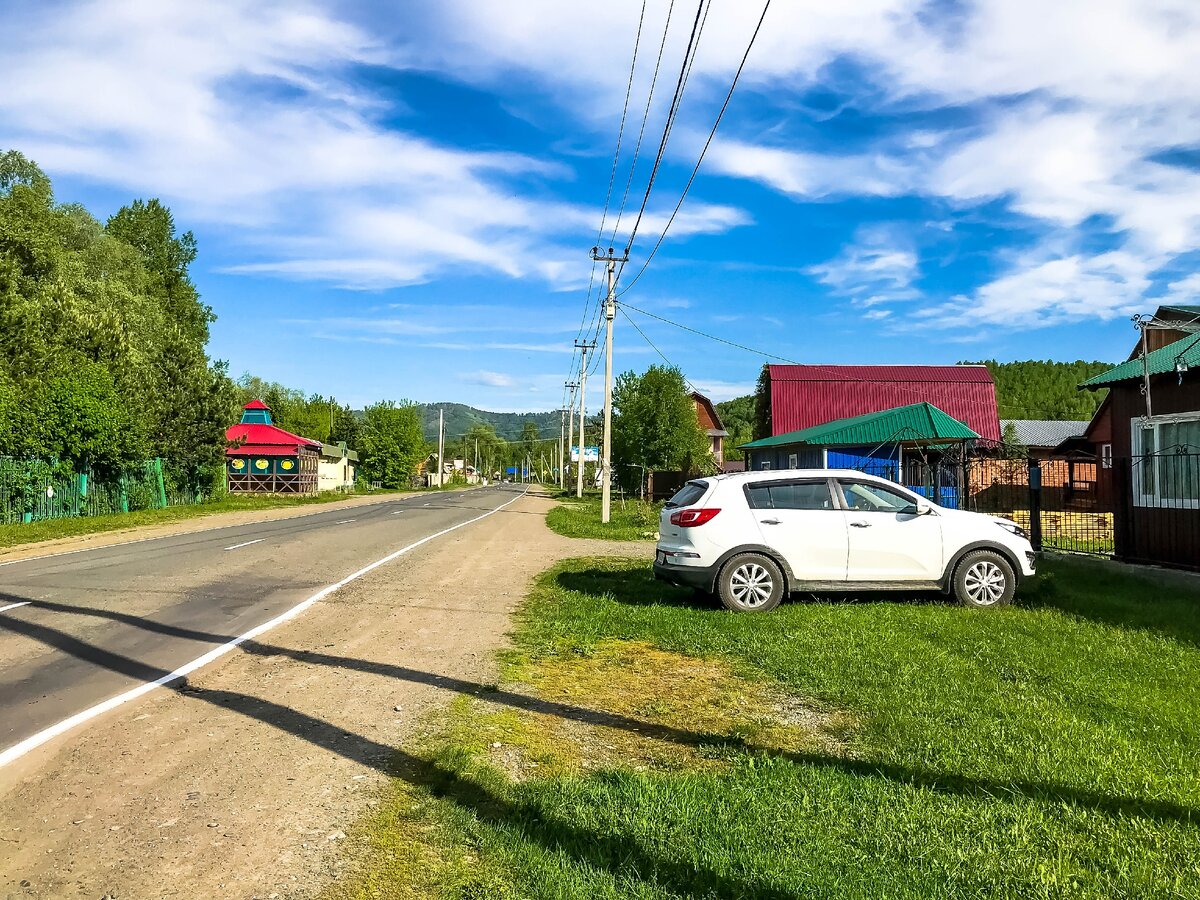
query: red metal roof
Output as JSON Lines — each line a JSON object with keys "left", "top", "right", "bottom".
{"left": 768, "top": 364, "right": 1001, "bottom": 441}
{"left": 225, "top": 423, "right": 321, "bottom": 455}
{"left": 243, "top": 399, "right": 271, "bottom": 410}
{"left": 227, "top": 444, "right": 303, "bottom": 457}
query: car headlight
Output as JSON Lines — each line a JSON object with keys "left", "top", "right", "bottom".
{"left": 996, "top": 520, "right": 1028, "bottom": 540}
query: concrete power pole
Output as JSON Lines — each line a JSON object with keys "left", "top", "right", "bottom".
{"left": 564, "top": 381, "right": 577, "bottom": 493}
{"left": 436, "top": 407, "right": 445, "bottom": 488}
{"left": 574, "top": 341, "right": 593, "bottom": 498}
{"left": 592, "top": 247, "right": 627, "bottom": 524}
{"left": 559, "top": 408, "right": 566, "bottom": 489}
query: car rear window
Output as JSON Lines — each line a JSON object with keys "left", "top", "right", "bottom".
{"left": 665, "top": 481, "right": 708, "bottom": 508}
{"left": 746, "top": 481, "right": 833, "bottom": 510}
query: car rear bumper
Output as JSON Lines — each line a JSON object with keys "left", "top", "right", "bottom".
{"left": 653, "top": 557, "right": 718, "bottom": 593}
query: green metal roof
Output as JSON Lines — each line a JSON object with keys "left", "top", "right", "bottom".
{"left": 738, "top": 402, "right": 979, "bottom": 450}
{"left": 1081, "top": 333, "right": 1200, "bottom": 388}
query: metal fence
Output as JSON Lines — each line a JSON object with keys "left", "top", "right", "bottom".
{"left": 0, "top": 458, "right": 173, "bottom": 525}
{"left": 842, "top": 452, "right": 1118, "bottom": 558}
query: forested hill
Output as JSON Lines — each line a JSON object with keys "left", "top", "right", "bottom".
{"left": 966, "top": 360, "right": 1114, "bottom": 420}
{"left": 417, "top": 403, "right": 563, "bottom": 443}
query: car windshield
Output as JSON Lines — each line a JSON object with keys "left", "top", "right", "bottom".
{"left": 665, "top": 481, "right": 707, "bottom": 509}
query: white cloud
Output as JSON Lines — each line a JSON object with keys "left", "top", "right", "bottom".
{"left": 919, "top": 249, "right": 1151, "bottom": 327}
{"left": 1159, "top": 273, "right": 1200, "bottom": 309}
{"left": 690, "top": 380, "right": 755, "bottom": 403}
{"left": 808, "top": 226, "right": 920, "bottom": 308}
{"left": 464, "top": 371, "right": 517, "bottom": 389}
{"left": 0, "top": 0, "right": 749, "bottom": 292}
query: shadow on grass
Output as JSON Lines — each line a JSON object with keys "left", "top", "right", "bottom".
{"left": 555, "top": 567, "right": 947, "bottom": 611}
{"left": 2, "top": 585, "right": 1196, "bottom": 900}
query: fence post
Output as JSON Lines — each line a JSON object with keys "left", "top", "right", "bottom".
{"left": 154, "top": 458, "right": 167, "bottom": 509}
{"left": 1027, "top": 457, "right": 1043, "bottom": 551}
{"left": 119, "top": 475, "right": 129, "bottom": 513}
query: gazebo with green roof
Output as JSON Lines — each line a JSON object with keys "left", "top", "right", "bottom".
{"left": 738, "top": 402, "right": 979, "bottom": 506}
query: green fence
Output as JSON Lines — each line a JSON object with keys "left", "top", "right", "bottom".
{"left": 0, "top": 457, "right": 172, "bottom": 525}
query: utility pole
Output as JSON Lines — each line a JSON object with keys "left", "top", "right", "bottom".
{"left": 564, "top": 381, "right": 577, "bottom": 492}
{"left": 559, "top": 407, "right": 566, "bottom": 490}
{"left": 436, "top": 407, "right": 445, "bottom": 488}
{"left": 591, "top": 246, "right": 628, "bottom": 523}
{"left": 574, "top": 341, "right": 594, "bottom": 498}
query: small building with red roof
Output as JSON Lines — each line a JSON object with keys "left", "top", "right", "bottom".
{"left": 225, "top": 400, "right": 321, "bottom": 493}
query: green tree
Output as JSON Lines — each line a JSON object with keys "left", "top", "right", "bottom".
{"left": 715, "top": 393, "right": 755, "bottom": 452}
{"left": 612, "top": 365, "right": 711, "bottom": 491}
{"left": 0, "top": 150, "right": 233, "bottom": 492}
{"left": 358, "top": 401, "right": 427, "bottom": 488}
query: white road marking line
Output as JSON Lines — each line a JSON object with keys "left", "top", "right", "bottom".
{"left": 392, "top": 511, "right": 404, "bottom": 515}
{"left": 223, "top": 539, "right": 263, "bottom": 551}
{"left": 0, "top": 488, "right": 528, "bottom": 769}
{"left": 335, "top": 519, "right": 356, "bottom": 525}
{"left": 0, "top": 601, "right": 31, "bottom": 613}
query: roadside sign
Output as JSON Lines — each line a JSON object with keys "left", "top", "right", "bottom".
{"left": 571, "top": 446, "right": 599, "bottom": 463}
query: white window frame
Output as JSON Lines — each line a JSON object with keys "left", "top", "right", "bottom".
{"left": 1131, "top": 412, "right": 1200, "bottom": 509}
{"left": 760, "top": 460, "right": 771, "bottom": 471}
{"left": 1100, "top": 443, "right": 1112, "bottom": 469}
{"left": 787, "top": 453, "right": 798, "bottom": 469}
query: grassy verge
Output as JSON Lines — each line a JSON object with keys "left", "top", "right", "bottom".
{"left": 544, "top": 492, "right": 661, "bottom": 541}
{"left": 328, "top": 555, "right": 1200, "bottom": 899}
{"left": 0, "top": 489, "right": 406, "bottom": 551}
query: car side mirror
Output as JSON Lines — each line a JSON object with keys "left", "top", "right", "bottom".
{"left": 914, "top": 500, "right": 934, "bottom": 516}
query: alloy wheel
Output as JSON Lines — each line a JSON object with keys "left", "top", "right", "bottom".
{"left": 963, "top": 560, "right": 1007, "bottom": 605}
{"left": 729, "top": 563, "right": 774, "bottom": 608}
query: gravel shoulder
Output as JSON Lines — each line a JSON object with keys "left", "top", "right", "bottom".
{"left": 0, "top": 491, "right": 648, "bottom": 899}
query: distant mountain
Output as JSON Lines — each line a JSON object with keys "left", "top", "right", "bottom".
{"left": 417, "top": 402, "right": 564, "bottom": 443}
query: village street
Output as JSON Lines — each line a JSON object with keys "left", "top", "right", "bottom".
{"left": 0, "top": 486, "right": 625, "bottom": 899}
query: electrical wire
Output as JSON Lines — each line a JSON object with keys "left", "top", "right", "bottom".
{"left": 619, "top": 0, "right": 770, "bottom": 295}
{"left": 621, "top": 0, "right": 709, "bottom": 258}
{"left": 608, "top": 0, "right": 677, "bottom": 248}
{"left": 595, "top": 0, "right": 647, "bottom": 245}
{"left": 618, "top": 304, "right": 697, "bottom": 392}
{"left": 618, "top": 301, "right": 1092, "bottom": 420}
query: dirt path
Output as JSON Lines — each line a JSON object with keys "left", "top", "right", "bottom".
{"left": 0, "top": 492, "right": 648, "bottom": 900}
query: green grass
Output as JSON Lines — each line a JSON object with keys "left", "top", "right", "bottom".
{"left": 0, "top": 488, "right": 405, "bottom": 551}
{"left": 544, "top": 492, "right": 661, "bottom": 541}
{"left": 330, "top": 556, "right": 1200, "bottom": 899}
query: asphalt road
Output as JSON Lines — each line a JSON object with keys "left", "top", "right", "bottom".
{"left": 0, "top": 484, "right": 526, "bottom": 759}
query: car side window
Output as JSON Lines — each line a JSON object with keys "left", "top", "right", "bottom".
{"left": 839, "top": 481, "right": 919, "bottom": 514}
{"left": 746, "top": 481, "right": 834, "bottom": 510}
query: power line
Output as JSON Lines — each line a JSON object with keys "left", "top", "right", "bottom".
{"left": 621, "top": 0, "right": 709, "bottom": 258}
{"left": 619, "top": 0, "right": 770, "bottom": 296}
{"left": 595, "top": 0, "right": 647, "bottom": 244}
{"left": 619, "top": 301, "right": 1090, "bottom": 420}
{"left": 608, "top": 0, "right": 677, "bottom": 248}
{"left": 621, "top": 300, "right": 800, "bottom": 363}
{"left": 618, "top": 304, "right": 697, "bottom": 393}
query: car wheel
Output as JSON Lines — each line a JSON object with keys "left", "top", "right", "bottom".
{"left": 952, "top": 551, "right": 1015, "bottom": 608}
{"left": 718, "top": 553, "right": 785, "bottom": 612}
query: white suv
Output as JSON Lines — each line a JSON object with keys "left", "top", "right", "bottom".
{"left": 653, "top": 469, "right": 1036, "bottom": 612}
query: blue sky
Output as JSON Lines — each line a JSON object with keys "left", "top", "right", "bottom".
{"left": 2, "top": 0, "right": 1199, "bottom": 412}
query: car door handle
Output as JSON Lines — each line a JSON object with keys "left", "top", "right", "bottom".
{"left": 759, "top": 518, "right": 781, "bottom": 525}
{"left": 850, "top": 521, "right": 871, "bottom": 528}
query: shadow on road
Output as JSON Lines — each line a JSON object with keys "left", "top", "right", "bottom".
{"left": 1, "top": 586, "right": 1196, "bottom": 899}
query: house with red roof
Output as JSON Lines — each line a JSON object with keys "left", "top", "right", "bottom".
{"left": 225, "top": 400, "right": 322, "bottom": 494}
{"left": 760, "top": 364, "right": 1001, "bottom": 442}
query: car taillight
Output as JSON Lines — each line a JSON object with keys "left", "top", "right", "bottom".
{"left": 670, "top": 508, "right": 720, "bottom": 527}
